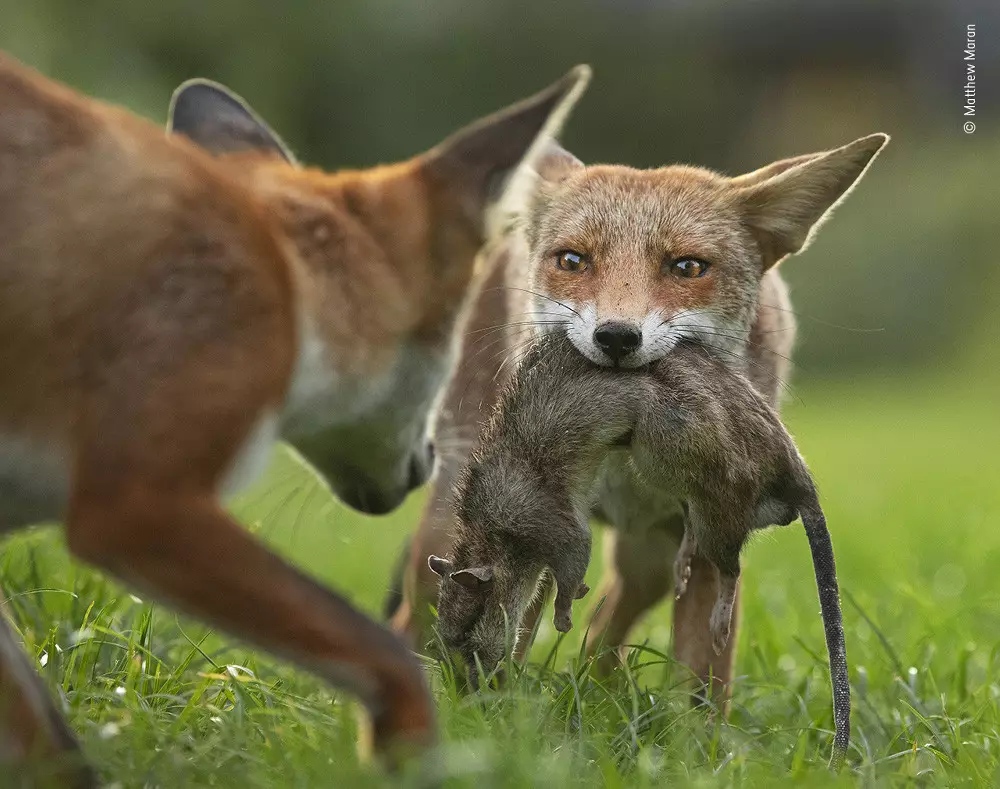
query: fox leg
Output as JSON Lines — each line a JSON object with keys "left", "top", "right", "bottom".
{"left": 390, "top": 254, "right": 509, "bottom": 650}
{"left": 0, "top": 612, "right": 96, "bottom": 788}
{"left": 67, "top": 485, "right": 434, "bottom": 761}
{"left": 673, "top": 505, "right": 745, "bottom": 711}
{"left": 672, "top": 557, "right": 740, "bottom": 711}
{"left": 63, "top": 275, "right": 434, "bottom": 762}
{"left": 584, "top": 519, "right": 680, "bottom": 673}
{"left": 390, "top": 459, "right": 465, "bottom": 650}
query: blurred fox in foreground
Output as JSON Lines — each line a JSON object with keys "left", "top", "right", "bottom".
{"left": 0, "top": 51, "right": 589, "bottom": 783}
{"left": 392, "top": 115, "right": 887, "bottom": 707}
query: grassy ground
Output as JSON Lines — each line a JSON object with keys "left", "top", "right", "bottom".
{"left": 2, "top": 365, "right": 999, "bottom": 788}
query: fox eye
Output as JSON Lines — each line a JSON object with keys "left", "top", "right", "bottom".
{"left": 666, "top": 258, "right": 710, "bottom": 279}
{"left": 556, "top": 251, "right": 588, "bottom": 272}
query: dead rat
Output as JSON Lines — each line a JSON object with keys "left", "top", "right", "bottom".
{"left": 428, "top": 331, "right": 850, "bottom": 767}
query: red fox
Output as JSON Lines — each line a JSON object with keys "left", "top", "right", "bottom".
{"left": 0, "top": 51, "right": 589, "bottom": 782}
{"left": 391, "top": 130, "right": 887, "bottom": 705}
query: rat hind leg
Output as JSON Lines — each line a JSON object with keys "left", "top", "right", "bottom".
{"left": 709, "top": 573, "right": 740, "bottom": 656}
{"left": 686, "top": 502, "right": 746, "bottom": 657}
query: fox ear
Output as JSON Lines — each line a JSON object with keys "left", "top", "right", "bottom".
{"left": 450, "top": 566, "right": 494, "bottom": 589}
{"left": 422, "top": 65, "right": 591, "bottom": 238}
{"left": 490, "top": 139, "right": 583, "bottom": 232}
{"left": 168, "top": 79, "right": 296, "bottom": 164}
{"left": 531, "top": 139, "right": 584, "bottom": 184}
{"left": 734, "top": 133, "right": 889, "bottom": 268}
{"left": 728, "top": 151, "right": 826, "bottom": 188}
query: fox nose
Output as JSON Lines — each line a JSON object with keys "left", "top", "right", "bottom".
{"left": 593, "top": 322, "right": 642, "bottom": 363}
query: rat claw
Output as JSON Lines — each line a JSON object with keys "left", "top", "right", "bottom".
{"left": 674, "top": 562, "right": 691, "bottom": 599}
{"left": 674, "top": 530, "right": 697, "bottom": 599}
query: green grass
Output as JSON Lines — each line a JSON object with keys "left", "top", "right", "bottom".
{"left": 2, "top": 366, "right": 999, "bottom": 788}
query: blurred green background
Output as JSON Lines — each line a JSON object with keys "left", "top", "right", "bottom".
{"left": 1, "top": 0, "right": 996, "bottom": 379}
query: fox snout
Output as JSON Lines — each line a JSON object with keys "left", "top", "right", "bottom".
{"left": 559, "top": 304, "right": 653, "bottom": 368}
{"left": 593, "top": 321, "right": 642, "bottom": 365}
{"left": 332, "top": 438, "right": 436, "bottom": 516}
{"left": 408, "top": 440, "right": 436, "bottom": 491}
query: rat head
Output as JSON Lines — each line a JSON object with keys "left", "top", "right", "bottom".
{"left": 428, "top": 461, "right": 591, "bottom": 683}
{"left": 427, "top": 544, "right": 537, "bottom": 686}
{"left": 509, "top": 134, "right": 889, "bottom": 368}
{"left": 167, "top": 67, "right": 590, "bottom": 515}
{"left": 428, "top": 548, "right": 589, "bottom": 686}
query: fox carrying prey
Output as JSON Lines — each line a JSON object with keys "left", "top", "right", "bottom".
{"left": 0, "top": 52, "right": 589, "bottom": 783}
{"left": 392, "top": 120, "right": 887, "bottom": 707}
{"left": 430, "top": 332, "right": 850, "bottom": 768}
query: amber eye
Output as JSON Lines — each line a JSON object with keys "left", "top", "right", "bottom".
{"left": 666, "top": 258, "right": 710, "bottom": 278}
{"left": 556, "top": 251, "right": 588, "bottom": 272}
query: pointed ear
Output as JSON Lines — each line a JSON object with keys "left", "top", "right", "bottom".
{"left": 490, "top": 139, "right": 584, "bottom": 233}
{"left": 450, "top": 566, "right": 494, "bottom": 589}
{"left": 427, "top": 555, "right": 454, "bottom": 578}
{"left": 728, "top": 151, "right": 825, "bottom": 188}
{"left": 734, "top": 133, "right": 889, "bottom": 267}
{"left": 168, "top": 79, "right": 296, "bottom": 164}
{"left": 421, "top": 65, "right": 591, "bottom": 237}
{"left": 535, "top": 140, "right": 584, "bottom": 183}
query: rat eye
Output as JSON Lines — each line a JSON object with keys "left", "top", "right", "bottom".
{"left": 556, "top": 251, "right": 588, "bottom": 272}
{"left": 666, "top": 258, "right": 710, "bottom": 279}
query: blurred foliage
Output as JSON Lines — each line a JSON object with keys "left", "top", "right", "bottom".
{"left": 0, "top": 0, "right": 995, "bottom": 379}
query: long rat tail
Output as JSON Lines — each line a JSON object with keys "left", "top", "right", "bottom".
{"left": 800, "top": 492, "right": 850, "bottom": 771}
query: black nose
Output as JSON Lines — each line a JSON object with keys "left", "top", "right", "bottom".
{"left": 593, "top": 322, "right": 642, "bottom": 362}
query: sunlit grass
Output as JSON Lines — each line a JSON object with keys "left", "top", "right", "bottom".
{"left": 2, "top": 368, "right": 998, "bottom": 787}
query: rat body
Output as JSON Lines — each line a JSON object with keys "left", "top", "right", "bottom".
{"left": 430, "top": 332, "right": 849, "bottom": 767}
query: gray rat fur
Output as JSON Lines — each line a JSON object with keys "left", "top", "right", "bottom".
{"left": 429, "top": 332, "right": 849, "bottom": 768}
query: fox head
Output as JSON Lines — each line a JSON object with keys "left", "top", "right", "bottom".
{"left": 167, "top": 67, "right": 590, "bottom": 514}
{"left": 511, "top": 134, "right": 889, "bottom": 368}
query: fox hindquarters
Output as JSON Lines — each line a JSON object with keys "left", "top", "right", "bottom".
{"left": 431, "top": 334, "right": 850, "bottom": 768}
{"left": 0, "top": 52, "right": 590, "bottom": 774}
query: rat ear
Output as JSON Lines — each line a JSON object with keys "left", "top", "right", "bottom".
{"left": 574, "top": 583, "right": 590, "bottom": 600}
{"left": 168, "top": 79, "right": 297, "bottom": 164}
{"left": 427, "top": 555, "right": 454, "bottom": 577}
{"left": 450, "top": 566, "right": 494, "bottom": 589}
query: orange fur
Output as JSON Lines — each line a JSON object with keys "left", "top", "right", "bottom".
{"left": 0, "top": 50, "right": 590, "bottom": 773}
